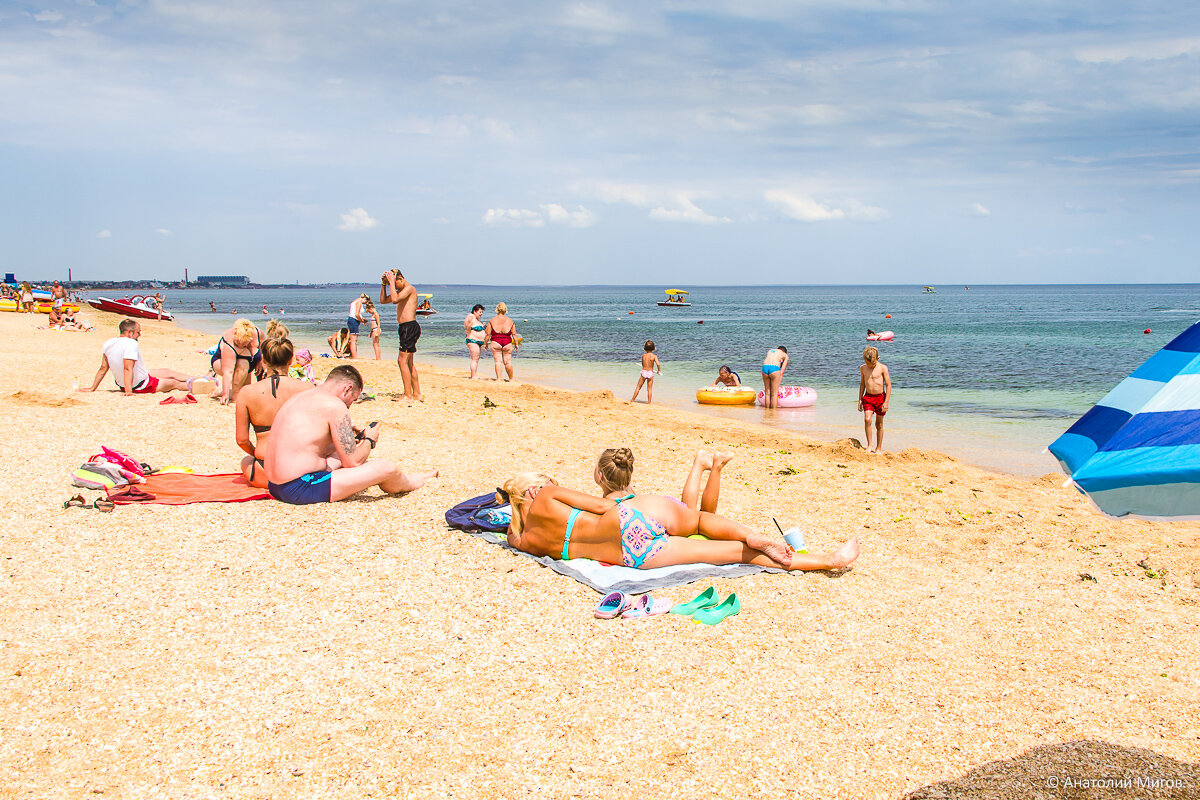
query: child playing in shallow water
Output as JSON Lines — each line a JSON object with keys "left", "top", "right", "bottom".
{"left": 858, "top": 346, "right": 892, "bottom": 453}
{"left": 631, "top": 340, "right": 661, "bottom": 403}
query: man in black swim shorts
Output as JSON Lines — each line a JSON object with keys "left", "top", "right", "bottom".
{"left": 380, "top": 269, "right": 423, "bottom": 401}
{"left": 397, "top": 319, "right": 421, "bottom": 353}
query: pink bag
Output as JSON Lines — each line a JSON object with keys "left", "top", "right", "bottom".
{"left": 97, "top": 446, "right": 147, "bottom": 477}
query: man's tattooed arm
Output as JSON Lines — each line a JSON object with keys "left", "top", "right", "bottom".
{"left": 334, "top": 413, "right": 361, "bottom": 460}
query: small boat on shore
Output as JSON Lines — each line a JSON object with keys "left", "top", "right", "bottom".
{"left": 415, "top": 293, "right": 438, "bottom": 317}
{"left": 658, "top": 289, "right": 691, "bottom": 307}
{"left": 87, "top": 295, "right": 173, "bottom": 321}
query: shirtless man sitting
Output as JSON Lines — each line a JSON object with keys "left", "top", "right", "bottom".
{"left": 261, "top": 364, "right": 437, "bottom": 504}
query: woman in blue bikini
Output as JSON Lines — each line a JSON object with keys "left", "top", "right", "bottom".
{"left": 595, "top": 447, "right": 732, "bottom": 515}
{"left": 463, "top": 304, "right": 486, "bottom": 379}
{"left": 502, "top": 472, "right": 858, "bottom": 571}
{"left": 761, "top": 345, "right": 788, "bottom": 409}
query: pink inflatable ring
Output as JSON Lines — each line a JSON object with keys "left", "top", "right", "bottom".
{"left": 756, "top": 386, "right": 818, "bottom": 407}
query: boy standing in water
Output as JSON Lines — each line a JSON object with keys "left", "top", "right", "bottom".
{"left": 858, "top": 346, "right": 892, "bottom": 452}
{"left": 631, "top": 340, "right": 661, "bottom": 403}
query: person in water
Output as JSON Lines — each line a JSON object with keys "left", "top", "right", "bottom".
{"left": 710, "top": 365, "right": 741, "bottom": 387}
{"left": 485, "top": 302, "right": 519, "bottom": 381}
{"left": 858, "top": 345, "right": 892, "bottom": 453}
{"left": 501, "top": 472, "right": 858, "bottom": 571}
{"left": 594, "top": 447, "right": 734, "bottom": 516}
{"left": 761, "top": 346, "right": 788, "bottom": 409}
{"left": 235, "top": 337, "right": 314, "bottom": 488}
{"left": 261, "top": 365, "right": 437, "bottom": 504}
{"left": 630, "top": 340, "right": 661, "bottom": 403}
{"left": 464, "top": 304, "right": 486, "bottom": 379}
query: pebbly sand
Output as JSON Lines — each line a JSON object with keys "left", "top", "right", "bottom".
{"left": 1, "top": 309, "right": 1198, "bottom": 799}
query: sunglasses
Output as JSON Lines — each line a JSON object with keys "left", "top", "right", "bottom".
{"left": 495, "top": 486, "right": 510, "bottom": 503}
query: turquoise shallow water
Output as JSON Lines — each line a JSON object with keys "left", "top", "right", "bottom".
{"left": 143, "top": 284, "right": 1200, "bottom": 475}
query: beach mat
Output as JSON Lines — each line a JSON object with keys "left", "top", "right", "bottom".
{"left": 107, "top": 472, "right": 270, "bottom": 505}
{"left": 458, "top": 526, "right": 787, "bottom": 595}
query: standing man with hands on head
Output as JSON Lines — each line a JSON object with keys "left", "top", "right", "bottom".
{"left": 379, "top": 269, "right": 423, "bottom": 401}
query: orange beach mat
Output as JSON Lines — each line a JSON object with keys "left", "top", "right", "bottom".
{"left": 107, "top": 472, "right": 270, "bottom": 505}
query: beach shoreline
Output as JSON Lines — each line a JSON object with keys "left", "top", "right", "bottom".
{"left": 170, "top": 305, "right": 1066, "bottom": 477}
{"left": 2, "top": 308, "right": 1198, "bottom": 798}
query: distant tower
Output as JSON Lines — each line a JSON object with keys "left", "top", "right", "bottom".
{"left": 185, "top": 267, "right": 189, "bottom": 285}
{"left": 68, "top": 268, "right": 72, "bottom": 283}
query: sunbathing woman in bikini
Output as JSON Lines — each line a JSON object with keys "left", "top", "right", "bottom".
{"left": 236, "top": 338, "right": 314, "bottom": 487}
{"left": 594, "top": 447, "right": 733, "bottom": 514}
{"left": 503, "top": 472, "right": 858, "bottom": 571}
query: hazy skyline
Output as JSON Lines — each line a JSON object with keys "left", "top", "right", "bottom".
{"left": 4, "top": 1, "right": 1200, "bottom": 285}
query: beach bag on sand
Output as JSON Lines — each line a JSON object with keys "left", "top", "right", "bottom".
{"left": 72, "top": 462, "right": 131, "bottom": 490}
{"left": 445, "top": 493, "right": 509, "bottom": 534}
{"left": 96, "top": 446, "right": 148, "bottom": 477}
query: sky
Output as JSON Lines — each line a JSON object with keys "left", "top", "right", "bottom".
{"left": 4, "top": 1, "right": 1200, "bottom": 285}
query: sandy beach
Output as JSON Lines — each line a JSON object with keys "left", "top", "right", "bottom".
{"left": 2, "top": 309, "right": 1199, "bottom": 798}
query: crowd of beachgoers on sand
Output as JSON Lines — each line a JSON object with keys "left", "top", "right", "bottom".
{"left": 47, "top": 269, "right": 873, "bottom": 575}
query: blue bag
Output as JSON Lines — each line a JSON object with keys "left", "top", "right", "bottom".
{"left": 445, "top": 492, "right": 509, "bottom": 533}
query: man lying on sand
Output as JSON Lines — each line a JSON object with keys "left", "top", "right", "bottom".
{"left": 502, "top": 471, "right": 858, "bottom": 571}
{"left": 79, "top": 319, "right": 207, "bottom": 397}
{"left": 261, "top": 365, "right": 437, "bottom": 504}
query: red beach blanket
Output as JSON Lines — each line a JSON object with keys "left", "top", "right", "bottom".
{"left": 106, "top": 472, "right": 269, "bottom": 505}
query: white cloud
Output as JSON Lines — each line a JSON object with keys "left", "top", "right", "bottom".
{"left": 156, "top": 227, "right": 173, "bottom": 236}
{"left": 581, "top": 181, "right": 729, "bottom": 224}
{"left": 483, "top": 208, "right": 544, "bottom": 227}
{"left": 968, "top": 203, "right": 990, "bottom": 217}
{"left": 482, "top": 204, "right": 597, "bottom": 228}
{"left": 33, "top": 10, "right": 64, "bottom": 22}
{"left": 96, "top": 229, "right": 111, "bottom": 238}
{"left": 541, "top": 203, "right": 597, "bottom": 228}
{"left": 764, "top": 189, "right": 887, "bottom": 222}
{"left": 338, "top": 208, "right": 378, "bottom": 232}
{"left": 647, "top": 194, "right": 731, "bottom": 224}
{"left": 764, "top": 190, "right": 843, "bottom": 222}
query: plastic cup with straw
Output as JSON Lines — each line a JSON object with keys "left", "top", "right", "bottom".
{"left": 773, "top": 517, "right": 808, "bottom": 554}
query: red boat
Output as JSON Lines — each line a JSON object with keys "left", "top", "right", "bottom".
{"left": 87, "top": 295, "right": 174, "bottom": 321}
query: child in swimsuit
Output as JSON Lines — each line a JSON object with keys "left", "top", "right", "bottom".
{"left": 858, "top": 346, "right": 892, "bottom": 453}
{"left": 630, "top": 340, "right": 661, "bottom": 404}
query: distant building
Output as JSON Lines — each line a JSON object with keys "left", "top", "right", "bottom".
{"left": 195, "top": 275, "right": 250, "bottom": 286}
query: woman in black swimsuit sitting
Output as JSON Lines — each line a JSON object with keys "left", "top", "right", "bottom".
{"left": 212, "top": 318, "right": 263, "bottom": 405}
{"left": 235, "top": 338, "right": 314, "bottom": 487}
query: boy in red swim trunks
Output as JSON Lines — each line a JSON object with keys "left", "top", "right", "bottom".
{"left": 858, "top": 346, "right": 892, "bottom": 453}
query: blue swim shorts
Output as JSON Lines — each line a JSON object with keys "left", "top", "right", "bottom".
{"left": 268, "top": 471, "right": 333, "bottom": 505}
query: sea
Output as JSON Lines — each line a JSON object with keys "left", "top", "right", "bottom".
{"left": 128, "top": 284, "right": 1200, "bottom": 476}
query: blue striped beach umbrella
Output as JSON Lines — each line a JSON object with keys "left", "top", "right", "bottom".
{"left": 1048, "top": 320, "right": 1200, "bottom": 519}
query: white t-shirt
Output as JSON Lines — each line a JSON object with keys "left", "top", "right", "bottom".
{"left": 102, "top": 336, "right": 149, "bottom": 390}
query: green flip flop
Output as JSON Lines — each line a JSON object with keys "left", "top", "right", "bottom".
{"left": 692, "top": 593, "right": 741, "bottom": 625}
{"left": 669, "top": 586, "right": 719, "bottom": 616}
